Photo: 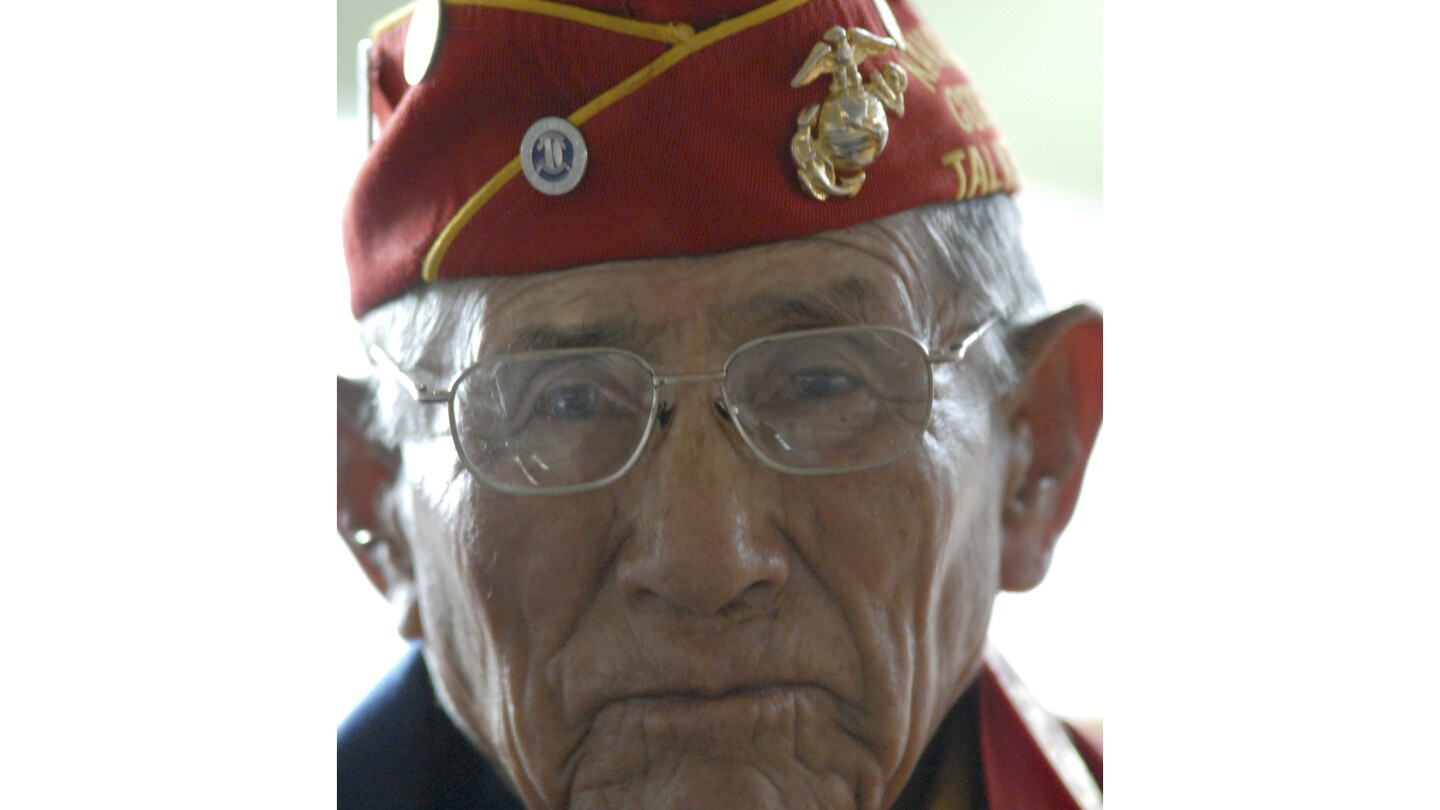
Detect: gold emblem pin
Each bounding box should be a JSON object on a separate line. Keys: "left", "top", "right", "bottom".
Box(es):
{"left": 790, "top": 26, "right": 908, "bottom": 200}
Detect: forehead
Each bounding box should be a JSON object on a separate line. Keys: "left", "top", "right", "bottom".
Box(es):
{"left": 467, "top": 226, "right": 933, "bottom": 357}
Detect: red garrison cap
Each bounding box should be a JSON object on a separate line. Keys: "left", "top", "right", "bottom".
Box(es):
{"left": 344, "top": 0, "right": 1018, "bottom": 316}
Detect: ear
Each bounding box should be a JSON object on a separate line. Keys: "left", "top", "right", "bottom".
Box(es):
{"left": 338, "top": 376, "right": 422, "bottom": 640}
{"left": 999, "top": 304, "right": 1103, "bottom": 592}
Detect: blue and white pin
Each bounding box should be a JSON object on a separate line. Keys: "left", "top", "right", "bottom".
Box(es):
{"left": 520, "top": 117, "right": 588, "bottom": 196}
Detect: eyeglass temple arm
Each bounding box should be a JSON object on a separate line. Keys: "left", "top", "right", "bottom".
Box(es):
{"left": 928, "top": 316, "right": 999, "bottom": 364}
{"left": 366, "top": 344, "right": 453, "bottom": 404}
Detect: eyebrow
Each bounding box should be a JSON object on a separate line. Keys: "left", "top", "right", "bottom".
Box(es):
{"left": 498, "top": 277, "right": 876, "bottom": 354}
{"left": 503, "top": 317, "right": 643, "bottom": 353}
{"left": 717, "top": 276, "right": 876, "bottom": 333}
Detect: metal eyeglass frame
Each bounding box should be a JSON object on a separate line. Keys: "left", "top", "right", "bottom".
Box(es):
{"left": 367, "top": 317, "right": 997, "bottom": 495}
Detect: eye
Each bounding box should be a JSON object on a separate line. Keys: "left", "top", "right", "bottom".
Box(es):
{"left": 731, "top": 337, "right": 882, "bottom": 414}
{"left": 514, "top": 355, "right": 649, "bottom": 424}
{"left": 534, "top": 381, "right": 601, "bottom": 419}
{"left": 787, "top": 367, "right": 861, "bottom": 401}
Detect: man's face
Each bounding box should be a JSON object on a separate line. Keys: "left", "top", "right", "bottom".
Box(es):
{"left": 384, "top": 224, "right": 1011, "bottom": 809}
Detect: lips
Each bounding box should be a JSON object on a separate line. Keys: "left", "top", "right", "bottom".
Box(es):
{"left": 574, "top": 684, "right": 830, "bottom": 758}
{"left": 626, "top": 682, "right": 818, "bottom": 706}
{"left": 601, "top": 683, "right": 827, "bottom": 730}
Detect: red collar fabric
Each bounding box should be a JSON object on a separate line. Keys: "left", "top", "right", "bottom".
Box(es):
{"left": 927, "top": 646, "right": 1103, "bottom": 810}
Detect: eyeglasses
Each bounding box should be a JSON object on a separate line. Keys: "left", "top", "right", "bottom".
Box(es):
{"left": 369, "top": 318, "right": 996, "bottom": 495}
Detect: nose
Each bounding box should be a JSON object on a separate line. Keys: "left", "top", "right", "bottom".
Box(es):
{"left": 615, "top": 390, "right": 790, "bottom": 619}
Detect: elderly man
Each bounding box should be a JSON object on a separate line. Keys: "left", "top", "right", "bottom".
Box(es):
{"left": 337, "top": 0, "right": 1103, "bottom": 807}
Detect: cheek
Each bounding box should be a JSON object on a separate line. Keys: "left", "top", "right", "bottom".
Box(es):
{"left": 801, "top": 437, "right": 992, "bottom": 633}
{"left": 804, "top": 472, "right": 943, "bottom": 613}
{"left": 793, "top": 424, "right": 1003, "bottom": 746}
{"left": 404, "top": 475, "right": 625, "bottom": 765}
{"left": 919, "top": 416, "right": 1006, "bottom": 703}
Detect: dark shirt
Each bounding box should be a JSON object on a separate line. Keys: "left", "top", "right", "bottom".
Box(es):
{"left": 338, "top": 645, "right": 523, "bottom": 809}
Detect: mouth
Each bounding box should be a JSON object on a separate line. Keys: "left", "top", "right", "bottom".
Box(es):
{"left": 631, "top": 682, "right": 814, "bottom": 703}
{"left": 609, "top": 683, "right": 826, "bottom": 731}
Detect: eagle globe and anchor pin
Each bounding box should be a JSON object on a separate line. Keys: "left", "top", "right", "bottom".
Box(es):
{"left": 515, "top": 26, "right": 908, "bottom": 201}
{"left": 399, "top": 0, "right": 903, "bottom": 200}
{"left": 513, "top": 26, "right": 907, "bottom": 201}
{"left": 791, "top": 26, "right": 908, "bottom": 201}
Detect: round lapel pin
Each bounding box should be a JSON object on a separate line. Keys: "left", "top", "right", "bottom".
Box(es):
{"left": 520, "top": 117, "right": 588, "bottom": 196}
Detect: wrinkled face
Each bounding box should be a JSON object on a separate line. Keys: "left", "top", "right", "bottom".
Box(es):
{"left": 384, "top": 226, "right": 1010, "bottom": 809}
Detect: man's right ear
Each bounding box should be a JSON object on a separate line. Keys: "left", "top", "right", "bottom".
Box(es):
{"left": 338, "top": 376, "right": 422, "bottom": 641}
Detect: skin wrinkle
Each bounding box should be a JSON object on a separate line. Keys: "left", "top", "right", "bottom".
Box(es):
{"left": 546, "top": 492, "right": 626, "bottom": 722}
{"left": 811, "top": 229, "right": 927, "bottom": 339}
{"left": 714, "top": 276, "right": 876, "bottom": 337}
{"left": 507, "top": 317, "right": 648, "bottom": 354}
{"left": 357, "top": 198, "right": 1045, "bottom": 810}
{"left": 599, "top": 690, "right": 857, "bottom": 809}
{"left": 806, "top": 500, "right": 891, "bottom": 751}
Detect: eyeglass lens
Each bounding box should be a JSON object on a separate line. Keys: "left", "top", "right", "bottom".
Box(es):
{"left": 725, "top": 329, "right": 931, "bottom": 471}
{"left": 449, "top": 329, "right": 932, "bottom": 491}
{"left": 453, "top": 351, "right": 657, "bottom": 490}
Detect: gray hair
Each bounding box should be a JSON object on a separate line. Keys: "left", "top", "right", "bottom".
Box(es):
{"left": 918, "top": 194, "right": 1045, "bottom": 324}
{"left": 356, "top": 194, "right": 1043, "bottom": 446}
{"left": 906, "top": 194, "right": 1046, "bottom": 391}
